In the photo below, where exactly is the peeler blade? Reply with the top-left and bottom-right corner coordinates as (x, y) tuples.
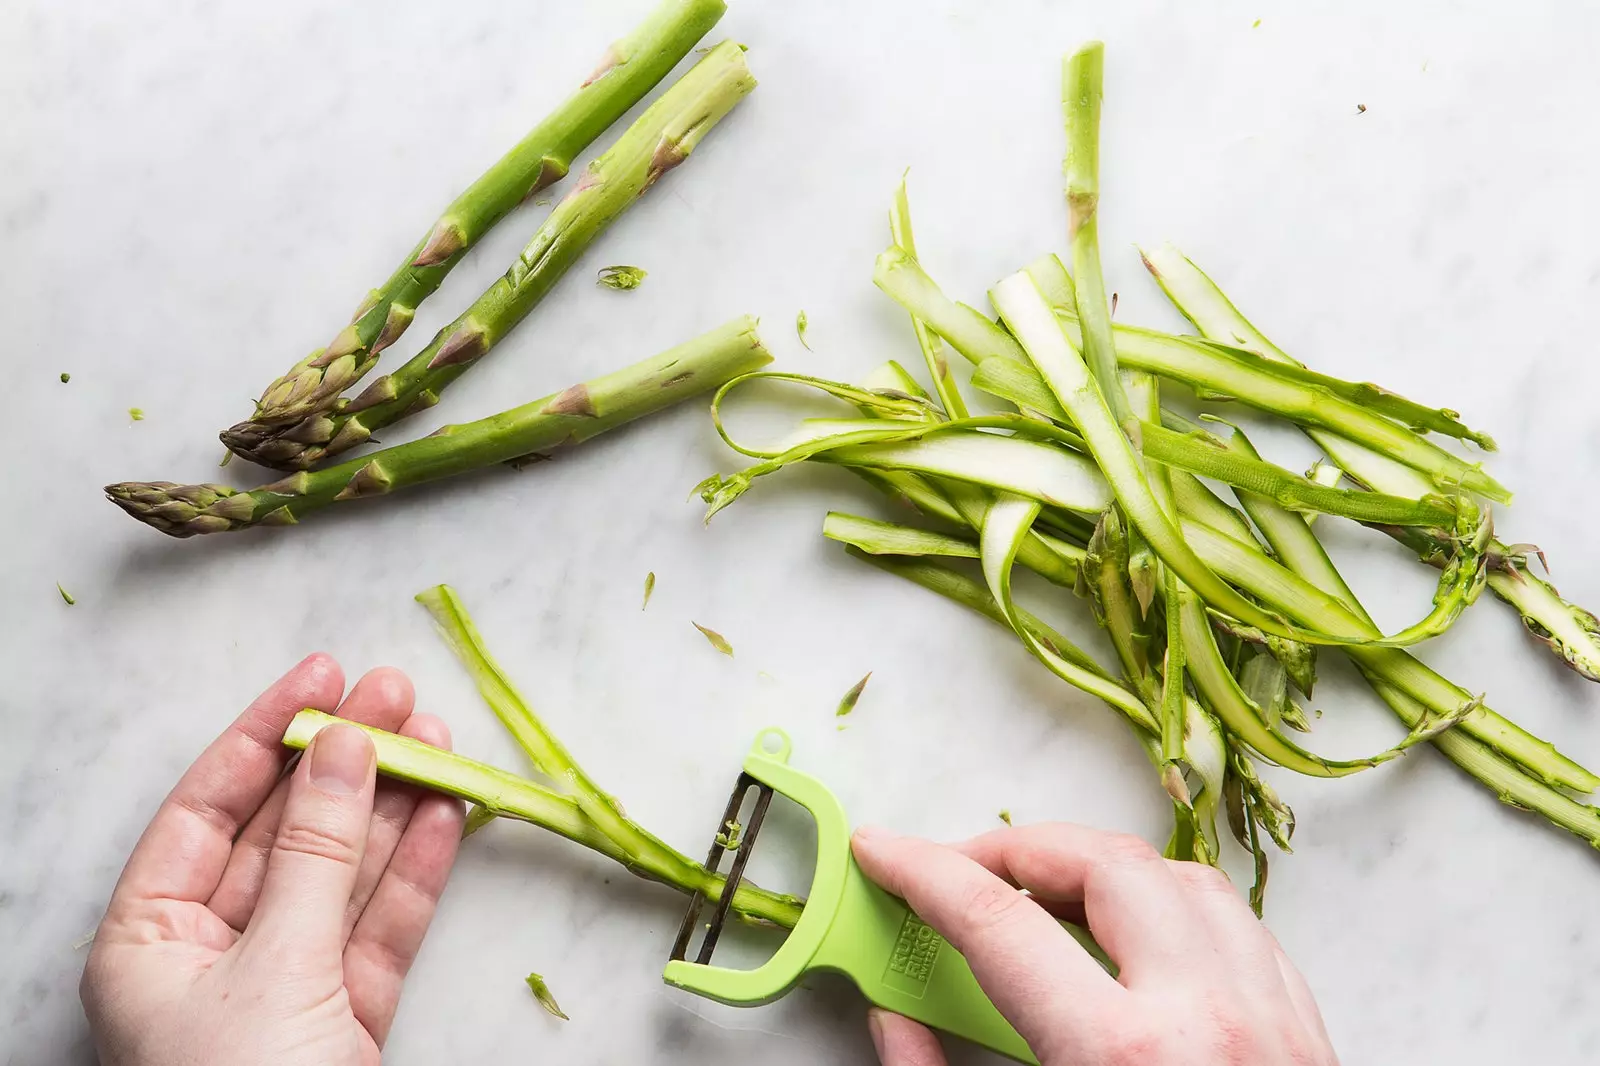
(669, 771), (775, 966)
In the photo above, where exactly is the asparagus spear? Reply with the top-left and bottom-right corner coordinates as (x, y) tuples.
(108, 317), (771, 536)
(1140, 244), (1600, 681)
(223, 40), (757, 469)
(283, 710), (802, 927)
(228, 0), (727, 438)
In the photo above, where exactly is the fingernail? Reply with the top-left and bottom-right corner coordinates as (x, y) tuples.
(854, 824), (893, 846)
(866, 1008), (888, 1058)
(309, 724), (373, 794)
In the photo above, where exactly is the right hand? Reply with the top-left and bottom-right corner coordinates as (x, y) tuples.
(851, 823), (1337, 1066)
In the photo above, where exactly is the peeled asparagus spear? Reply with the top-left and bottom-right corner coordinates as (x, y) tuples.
(223, 39), (757, 469)
(227, 0), (727, 439)
(1140, 243), (1600, 681)
(284, 710), (802, 927)
(108, 316), (771, 536)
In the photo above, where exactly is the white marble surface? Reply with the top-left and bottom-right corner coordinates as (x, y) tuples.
(7, 1), (1600, 1062)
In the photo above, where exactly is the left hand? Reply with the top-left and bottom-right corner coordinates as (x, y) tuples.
(80, 654), (465, 1066)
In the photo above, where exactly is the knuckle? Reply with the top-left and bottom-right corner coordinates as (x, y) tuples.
(1099, 832), (1161, 866)
(274, 819), (363, 868)
(1202, 998), (1264, 1064)
(953, 879), (1030, 933)
(1088, 1021), (1165, 1064)
(1174, 860), (1235, 897)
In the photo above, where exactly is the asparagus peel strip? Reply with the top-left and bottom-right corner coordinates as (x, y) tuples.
(1196, 434), (1600, 844)
(1178, 517), (1597, 791)
(412, 582), (789, 916)
(971, 355), (1464, 528)
(695, 373), (1111, 520)
(826, 492), (1596, 799)
(874, 246), (1507, 502)
(108, 317), (772, 537)
(228, 0), (727, 437)
(840, 529), (1225, 862)
(1142, 244), (1600, 681)
(992, 271), (1393, 648)
(888, 175), (967, 418)
(1062, 42), (1139, 439)
(283, 709), (802, 927)
(224, 40), (757, 469)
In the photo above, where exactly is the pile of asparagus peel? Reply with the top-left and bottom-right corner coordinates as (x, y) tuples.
(107, 0), (766, 534)
(694, 42), (1600, 910)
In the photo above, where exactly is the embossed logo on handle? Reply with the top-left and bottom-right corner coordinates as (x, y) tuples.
(882, 913), (944, 997)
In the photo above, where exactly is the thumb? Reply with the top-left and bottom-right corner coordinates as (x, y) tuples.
(869, 1009), (949, 1066)
(245, 723), (376, 954)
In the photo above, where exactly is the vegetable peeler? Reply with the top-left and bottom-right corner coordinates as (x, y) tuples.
(663, 728), (1038, 1064)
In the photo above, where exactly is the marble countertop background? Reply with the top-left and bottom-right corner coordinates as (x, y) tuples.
(6, 1), (1600, 1062)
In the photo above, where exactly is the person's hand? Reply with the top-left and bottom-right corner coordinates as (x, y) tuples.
(852, 823), (1337, 1066)
(80, 654), (465, 1066)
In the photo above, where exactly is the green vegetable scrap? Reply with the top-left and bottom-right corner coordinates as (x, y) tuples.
(643, 571), (656, 609)
(835, 672), (872, 716)
(796, 310), (811, 350)
(57, 583), (75, 606)
(692, 621), (734, 656)
(525, 974), (570, 1020)
(598, 265), (648, 290)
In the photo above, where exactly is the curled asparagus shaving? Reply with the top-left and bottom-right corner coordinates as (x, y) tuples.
(109, 317), (772, 537)
(875, 246), (1507, 502)
(224, 41), (757, 469)
(1186, 432), (1600, 843)
(1136, 243), (1494, 448)
(227, 0), (727, 437)
(1142, 243), (1600, 682)
(971, 355), (1465, 528)
(1176, 583), (1472, 778)
(1179, 517), (1597, 792)
(828, 493), (1596, 800)
(694, 374), (1111, 520)
(412, 582), (801, 920)
(837, 531), (1225, 862)
(990, 271), (1471, 649)
(283, 710), (802, 927)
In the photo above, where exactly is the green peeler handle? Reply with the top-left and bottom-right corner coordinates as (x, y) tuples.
(662, 729), (1038, 1064)
(812, 859), (1037, 1063)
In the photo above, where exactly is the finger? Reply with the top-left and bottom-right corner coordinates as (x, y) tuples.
(1272, 939), (1336, 1056)
(342, 711), (450, 942)
(869, 1009), (948, 1066)
(343, 757), (464, 1046)
(1166, 860), (1289, 1005)
(241, 724), (376, 959)
(851, 827), (1123, 1056)
(209, 667), (415, 931)
(110, 654), (344, 907)
(956, 823), (1214, 982)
